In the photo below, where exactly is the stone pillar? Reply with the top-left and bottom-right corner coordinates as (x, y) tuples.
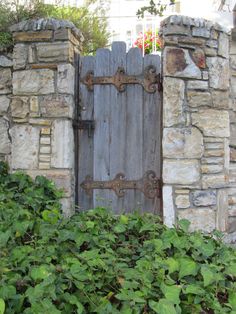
(160, 16), (230, 232)
(227, 26), (236, 238)
(10, 19), (83, 215)
(0, 48), (12, 163)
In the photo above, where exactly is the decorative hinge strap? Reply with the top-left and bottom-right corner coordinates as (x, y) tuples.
(81, 170), (160, 199)
(81, 66), (161, 93)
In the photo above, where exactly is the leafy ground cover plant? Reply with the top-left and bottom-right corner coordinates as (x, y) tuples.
(0, 161), (236, 313)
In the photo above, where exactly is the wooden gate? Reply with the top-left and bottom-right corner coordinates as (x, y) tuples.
(75, 42), (162, 214)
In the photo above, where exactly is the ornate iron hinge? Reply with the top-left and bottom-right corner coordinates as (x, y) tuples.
(81, 171), (160, 199)
(81, 66), (161, 93)
(73, 120), (95, 137)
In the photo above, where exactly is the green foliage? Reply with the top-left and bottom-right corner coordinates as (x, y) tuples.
(0, 161), (236, 313)
(137, 0), (176, 18)
(0, 0), (109, 54)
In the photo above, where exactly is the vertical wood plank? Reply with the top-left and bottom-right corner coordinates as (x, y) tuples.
(78, 56), (95, 210)
(93, 48), (112, 208)
(143, 54), (162, 214)
(109, 42), (127, 212)
(125, 47), (144, 212)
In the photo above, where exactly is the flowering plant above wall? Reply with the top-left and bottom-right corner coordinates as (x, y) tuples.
(133, 29), (162, 55)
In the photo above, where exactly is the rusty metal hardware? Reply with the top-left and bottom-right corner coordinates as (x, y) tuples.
(81, 66), (161, 93)
(81, 170), (160, 199)
(73, 120), (95, 137)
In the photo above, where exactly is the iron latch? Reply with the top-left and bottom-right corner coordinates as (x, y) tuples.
(73, 120), (95, 137)
(81, 171), (160, 199)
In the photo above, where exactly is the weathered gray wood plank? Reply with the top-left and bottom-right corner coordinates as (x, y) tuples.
(78, 56), (95, 210)
(109, 42), (127, 212)
(93, 48), (112, 208)
(143, 53), (162, 214)
(125, 47), (144, 212)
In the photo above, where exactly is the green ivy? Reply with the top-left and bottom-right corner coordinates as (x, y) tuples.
(0, 161), (236, 313)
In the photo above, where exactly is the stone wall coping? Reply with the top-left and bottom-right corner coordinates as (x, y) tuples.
(160, 15), (228, 34)
(9, 18), (84, 42)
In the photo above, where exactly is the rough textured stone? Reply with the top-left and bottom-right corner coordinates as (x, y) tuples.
(230, 124), (236, 147)
(204, 47), (217, 57)
(192, 109), (230, 137)
(13, 44), (28, 70)
(187, 80), (208, 90)
(206, 39), (218, 48)
(175, 194), (190, 208)
(187, 91), (212, 107)
(0, 96), (10, 115)
(0, 55), (13, 67)
(40, 146), (51, 154)
(192, 27), (210, 38)
(163, 185), (175, 227)
(163, 127), (203, 158)
(51, 120), (74, 168)
(218, 32), (229, 58)
(0, 118), (10, 154)
(0, 69), (11, 95)
(212, 90), (229, 109)
(230, 147), (236, 162)
(230, 55), (236, 70)
(178, 208), (216, 232)
(163, 77), (185, 127)
(29, 96), (39, 117)
(11, 97), (29, 118)
(207, 57), (229, 90)
(11, 125), (40, 169)
(163, 25), (191, 36)
(164, 47), (201, 79)
(216, 189), (228, 232)
(192, 190), (217, 206)
(40, 95), (74, 118)
(10, 18), (83, 43)
(13, 69), (55, 95)
(203, 150), (224, 157)
(13, 31), (53, 42)
(202, 174), (227, 189)
(163, 159), (200, 184)
(36, 42), (73, 63)
(230, 76), (236, 97)
(57, 64), (75, 95)
(201, 164), (223, 174)
(191, 48), (206, 68)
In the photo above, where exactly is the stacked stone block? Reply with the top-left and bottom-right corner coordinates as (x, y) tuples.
(9, 19), (83, 215)
(0, 48), (12, 162)
(160, 16), (230, 232)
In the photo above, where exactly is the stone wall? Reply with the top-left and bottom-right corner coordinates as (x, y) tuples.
(160, 16), (230, 233)
(7, 19), (83, 215)
(0, 48), (12, 163)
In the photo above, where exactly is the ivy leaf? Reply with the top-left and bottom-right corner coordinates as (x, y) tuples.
(0, 299), (5, 314)
(114, 224), (126, 233)
(229, 292), (236, 310)
(30, 265), (51, 281)
(149, 299), (176, 314)
(199, 241), (215, 257)
(201, 265), (215, 287)
(225, 264), (236, 276)
(165, 258), (179, 274)
(179, 258), (198, 279)
(178, 219), (191, 233)
(161, 284), (181, 304)
(184, 284), (205, 295)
